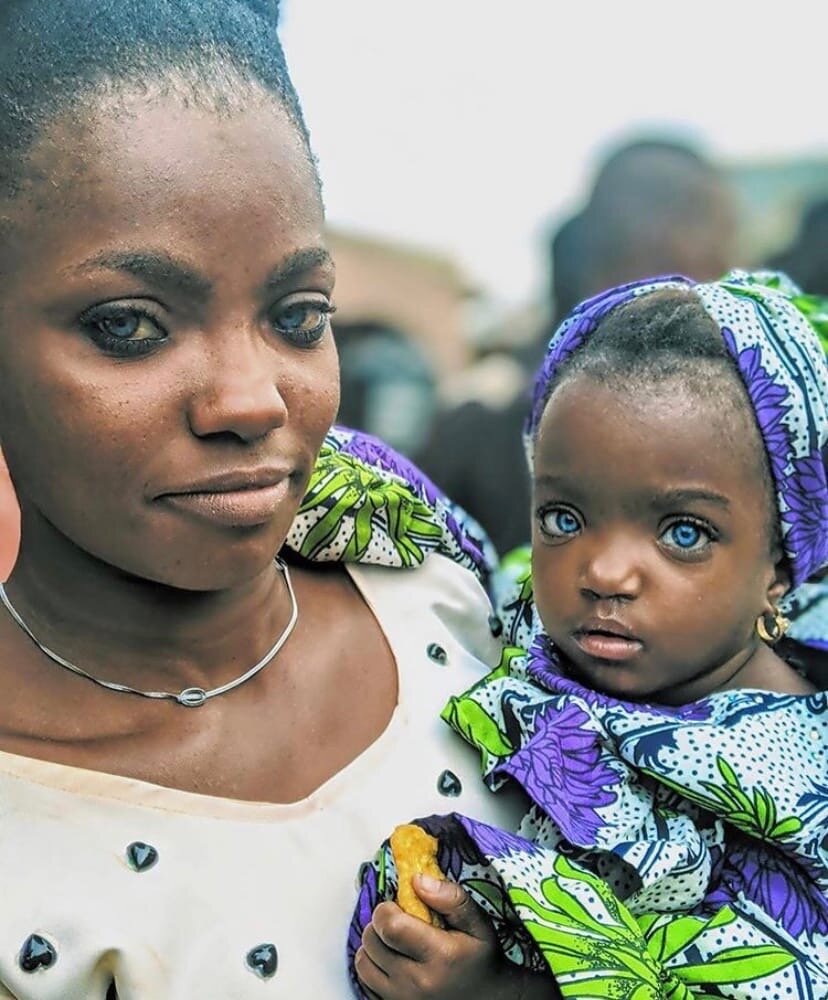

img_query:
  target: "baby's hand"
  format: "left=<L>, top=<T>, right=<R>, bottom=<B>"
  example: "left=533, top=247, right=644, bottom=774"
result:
left=355, top=875, right=528, bottom=999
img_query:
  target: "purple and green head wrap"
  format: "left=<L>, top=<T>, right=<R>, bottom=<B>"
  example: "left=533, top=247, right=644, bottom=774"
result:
left=525, top=269, right=828, bottom=588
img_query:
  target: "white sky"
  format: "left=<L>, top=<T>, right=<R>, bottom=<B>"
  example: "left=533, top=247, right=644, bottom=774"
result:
left=281, top=0, right=828, bottom=310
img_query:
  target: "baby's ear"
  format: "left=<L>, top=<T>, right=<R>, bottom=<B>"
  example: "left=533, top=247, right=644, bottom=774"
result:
left=766, top=557, right=791, bottom=608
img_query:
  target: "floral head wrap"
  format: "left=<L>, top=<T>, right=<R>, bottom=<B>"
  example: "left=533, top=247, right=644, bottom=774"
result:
left=525, top=269, right=828, bottom=587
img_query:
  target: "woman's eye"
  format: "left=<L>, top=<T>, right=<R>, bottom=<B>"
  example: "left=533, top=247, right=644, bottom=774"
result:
left=538, top=506, right=582, bottom=539
left=660, top=520, right=712, bottom=553
left=98, top=312, right=163, bottom=341
left=80, top=305, right=167, bottom=355
left=270, top=298, right=334, bottom=345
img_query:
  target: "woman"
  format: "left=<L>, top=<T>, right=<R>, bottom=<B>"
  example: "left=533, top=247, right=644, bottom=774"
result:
left=0, top=2, right=531, bottom=996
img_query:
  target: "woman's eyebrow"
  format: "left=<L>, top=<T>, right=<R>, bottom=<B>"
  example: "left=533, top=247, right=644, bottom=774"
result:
left=261, top=247, right=335, bottom=290
left=72, top=250, right=213, bottom=299
left=69, top=245, right=335, bottom=298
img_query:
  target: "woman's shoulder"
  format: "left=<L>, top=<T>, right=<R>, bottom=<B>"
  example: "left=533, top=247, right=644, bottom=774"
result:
left=347, top=554, right=502, bottom=667
left=347, top=552, right=492, bottom=611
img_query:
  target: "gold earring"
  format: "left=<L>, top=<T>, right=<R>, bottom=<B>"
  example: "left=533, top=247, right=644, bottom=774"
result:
left=756, top=609, right=790, bottom=644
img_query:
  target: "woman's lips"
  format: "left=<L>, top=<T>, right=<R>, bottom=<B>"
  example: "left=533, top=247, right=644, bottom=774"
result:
left=160, top=480, right=291, bottom=528
left=573, top=630, right=644, bottom=662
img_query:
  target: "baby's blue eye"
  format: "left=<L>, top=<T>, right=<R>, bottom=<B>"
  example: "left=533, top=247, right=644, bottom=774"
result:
left=538, top=506, right=582, bottom=539
left=662, top=521, right=710, bottom=552
left=556, top=512, right=580, bottom=534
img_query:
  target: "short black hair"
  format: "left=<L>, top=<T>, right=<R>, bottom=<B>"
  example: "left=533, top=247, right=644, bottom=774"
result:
left=0, top=0, right=313, bottom=198
left=553, top=288, right=735, bottom=393
left=543, top=288, right=781, bottom=548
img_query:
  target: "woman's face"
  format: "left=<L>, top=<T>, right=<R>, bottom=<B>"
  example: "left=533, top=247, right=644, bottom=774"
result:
left=531, top=375, right=784, bottom=703
left=0, top=91, right=339, bottom=590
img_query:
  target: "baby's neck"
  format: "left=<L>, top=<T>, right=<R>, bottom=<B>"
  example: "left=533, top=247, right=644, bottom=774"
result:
left=655, top=641, right=815, bottom=705
left=712, top=641, right=815, bottom=698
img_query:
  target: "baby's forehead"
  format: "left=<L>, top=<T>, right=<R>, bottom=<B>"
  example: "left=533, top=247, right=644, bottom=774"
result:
left=543, top=367, right=757, bottom=435
left=535, top=373, right=767, bottom=487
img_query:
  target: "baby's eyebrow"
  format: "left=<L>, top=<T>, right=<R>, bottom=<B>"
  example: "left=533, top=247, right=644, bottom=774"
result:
left=653, top=488, right=731, bottom=510
left=533, top=474, right=569, bottom=490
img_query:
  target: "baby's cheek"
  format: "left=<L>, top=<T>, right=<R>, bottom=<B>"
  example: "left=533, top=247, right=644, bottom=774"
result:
left=532, top=553, right=576, bottom=626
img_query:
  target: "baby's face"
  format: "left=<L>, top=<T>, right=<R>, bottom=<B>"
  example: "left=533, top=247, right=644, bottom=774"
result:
left=531, top=375, right=782, bottom=704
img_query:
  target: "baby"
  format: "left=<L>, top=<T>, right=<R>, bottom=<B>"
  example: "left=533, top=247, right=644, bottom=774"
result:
left=351, top=271, right=828, bottom=1000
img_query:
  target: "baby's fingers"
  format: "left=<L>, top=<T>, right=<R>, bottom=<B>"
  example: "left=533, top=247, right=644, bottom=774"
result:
left=354, top=941, right=391, bottom=998
left=370, top=901, right=437, bottom=962
left=362, top=920, right=403, bottom=973
left=413, top=876, right=495, bottom=943
left=357, top=912, right=425, bottom=999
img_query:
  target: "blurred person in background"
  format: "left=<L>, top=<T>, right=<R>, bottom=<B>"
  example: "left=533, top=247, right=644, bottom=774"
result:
left=416, top=212, right=590, bottom=557
left=766, top=198, right=828, bottom=297
left=418, top=136, right=739, bottom=556
left=335, top=318, right=438, bottom=459
left=583, top=137, right=738, bottom=291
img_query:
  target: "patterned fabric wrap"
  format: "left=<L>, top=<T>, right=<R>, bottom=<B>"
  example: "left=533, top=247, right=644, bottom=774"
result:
left=349, top=272, right=828, bottom=999
left=788, top=582, right=828, bottom=653
left=285, top=425, right=495, bottom=581
left=525, top=269, right=828, bottom=588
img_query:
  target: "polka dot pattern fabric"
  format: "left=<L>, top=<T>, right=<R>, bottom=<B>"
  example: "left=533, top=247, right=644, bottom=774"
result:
left=354, top=642, right=828, bottom=999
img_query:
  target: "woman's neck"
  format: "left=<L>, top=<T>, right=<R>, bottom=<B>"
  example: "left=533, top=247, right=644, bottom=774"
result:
left=5, top=515, right=292, bottom=695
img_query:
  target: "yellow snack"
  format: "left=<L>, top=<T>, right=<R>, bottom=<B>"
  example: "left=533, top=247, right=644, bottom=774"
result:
left=389, top=824, right=445, bottom=926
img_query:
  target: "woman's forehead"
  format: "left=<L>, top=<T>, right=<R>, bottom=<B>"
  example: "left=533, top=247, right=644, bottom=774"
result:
left=2, top=92, right=323, bottom=278
left=24, top=87, right=312, bottom=198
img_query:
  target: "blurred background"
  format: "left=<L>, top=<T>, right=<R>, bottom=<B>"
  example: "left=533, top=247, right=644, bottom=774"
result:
left=280, top=0, right=828, bottom=556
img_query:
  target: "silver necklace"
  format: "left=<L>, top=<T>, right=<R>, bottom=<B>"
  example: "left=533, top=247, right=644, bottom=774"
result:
left=0, top=557, right=298, bottom=707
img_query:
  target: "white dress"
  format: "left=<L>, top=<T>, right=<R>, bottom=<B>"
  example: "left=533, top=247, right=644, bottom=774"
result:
left=0, top=556, right=526, bottom=998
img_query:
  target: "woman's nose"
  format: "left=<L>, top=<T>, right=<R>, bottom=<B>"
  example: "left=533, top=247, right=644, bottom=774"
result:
left=186, top=335, right=289, bottom=443
left=580, top=536, right=643, bottom=601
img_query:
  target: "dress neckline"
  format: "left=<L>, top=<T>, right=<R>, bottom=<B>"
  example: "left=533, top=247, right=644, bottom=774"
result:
left=0, top=562, right=406, bottom=821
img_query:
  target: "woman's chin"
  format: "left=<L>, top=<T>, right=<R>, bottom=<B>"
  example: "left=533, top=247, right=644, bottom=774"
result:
left=85, top=530, right=290, bottom=594
left=153, top=546, right=287, bottom=593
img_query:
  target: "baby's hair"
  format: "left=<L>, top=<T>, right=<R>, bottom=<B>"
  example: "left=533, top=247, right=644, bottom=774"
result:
left=542, top=288, right=781, bottom=550
left=0, top=0, right=313, bottom=199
